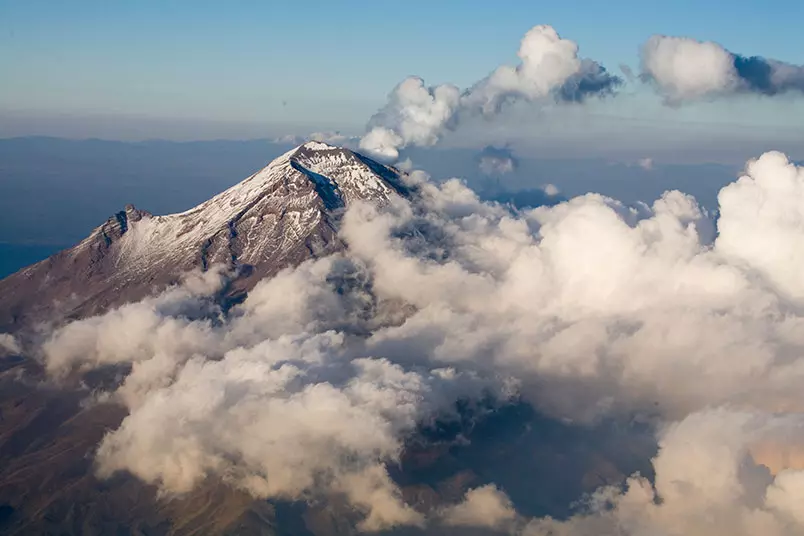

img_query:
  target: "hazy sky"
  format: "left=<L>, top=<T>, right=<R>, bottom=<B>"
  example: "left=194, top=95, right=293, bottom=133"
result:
left=2, top=0, right=804, bottom=148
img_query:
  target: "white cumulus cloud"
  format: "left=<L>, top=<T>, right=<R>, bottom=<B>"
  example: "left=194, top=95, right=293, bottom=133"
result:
left=360, top=25, right=620, bottom=161
left=641, top=34, right=804, bottom=102
left=0, top=333, right=20, bottom=355
left=440, top=485, right=517, bottom=529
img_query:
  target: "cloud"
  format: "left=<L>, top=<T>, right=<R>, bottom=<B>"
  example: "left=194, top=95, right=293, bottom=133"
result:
left=619, top=63, right=636, bottom=82
left=462, top=26, right=620, bottom=113
left=43, top=267, right=228, bottom=385
left=37, top=150, right=804, bottom=532
left=360, top=25, right=620, bottom=160
left=478, top=146, right=519, bottom=176
left=396, top=157, right=414, bottom=172
left=307, top=131, right=359, bottom=146
left=95, top=350, right=439, bottom=531
left=641, top=35, right=804, bottom=102
left=360, top=78, right=461, bottom=161
left=543, top=184, right=560, bottom=197
left=637, top=157, right=653, bottom=170
left=425, top=410, right=804, bottom=536
left=439, top=485, right=517, bottom=529
left=522, top=409, right=804, bottom=536
left=42, top=257, right=497, bottom=530
left=716, top=151, right=804, bottom=297
left=0, top=333, right=20, bottom=355
left=338, top=149, right=804, bottom=425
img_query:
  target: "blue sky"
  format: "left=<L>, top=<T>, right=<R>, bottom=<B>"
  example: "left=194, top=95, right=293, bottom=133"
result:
left=2, top=0, right=803, bottom=143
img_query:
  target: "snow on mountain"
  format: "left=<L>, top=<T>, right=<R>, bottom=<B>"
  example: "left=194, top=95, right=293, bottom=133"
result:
left=0, top=142, right=409, bottom=331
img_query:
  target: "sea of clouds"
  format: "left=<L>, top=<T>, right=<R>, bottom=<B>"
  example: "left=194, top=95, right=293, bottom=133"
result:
left=1, top=20, right=803, bottom=535
left=17, top=147, right=804, bottom=534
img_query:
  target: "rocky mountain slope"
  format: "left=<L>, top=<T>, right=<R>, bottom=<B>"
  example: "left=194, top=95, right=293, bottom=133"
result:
left=0, top=141, right=409, bottom=332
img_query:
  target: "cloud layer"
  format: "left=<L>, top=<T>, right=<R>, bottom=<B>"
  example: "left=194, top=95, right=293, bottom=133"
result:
left=36, top=150, right=804, bottom=532
left=43, top=262, right=497, bottom=530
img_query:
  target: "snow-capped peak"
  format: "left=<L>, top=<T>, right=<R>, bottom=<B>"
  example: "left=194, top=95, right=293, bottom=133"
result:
left=0, top=144, right=411, bottom=330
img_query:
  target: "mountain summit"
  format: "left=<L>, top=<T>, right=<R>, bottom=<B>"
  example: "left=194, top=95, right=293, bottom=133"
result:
left=0, top=142, right=409, bottom=331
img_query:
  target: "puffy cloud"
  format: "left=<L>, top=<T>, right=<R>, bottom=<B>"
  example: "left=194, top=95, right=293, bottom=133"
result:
left=334, top=151, right=804, bottom=437
left=478, top=146, right=519, bottom=176
left=522, top=409, right=804, bottom=536
left=396, top=157, right=414, bottom=172
left=640, top=35, right=737, bottom=101
left=42, top=256, right=496, bottom=530
left=360, top=78, right=461, bottom=161
left=766, top=470, right=804, bottom=526
left=440, top=485, right=517, bottom=529
left=637, top=157, right=653, bottom=170
left=543, top=184, right=560, bottom=197
left=0, top=333, right=20, bottom=355
left=359, top=127, right=406, bottom=161
left=360, top=25, right=620, bottom=161
left=717, top=151, right=804, bottom=297
left=641, top=35, right=804, bottom=102
left=38, top=150, right=804, bottom=532
left=462, top=26, right=619, bottom=114
left=94, top=350, right=439, bottom=530
left=43, top=268, right=227, bottom=386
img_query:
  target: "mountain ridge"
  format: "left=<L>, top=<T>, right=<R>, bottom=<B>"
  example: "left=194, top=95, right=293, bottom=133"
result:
left=0, top=141, right=409, bottom=333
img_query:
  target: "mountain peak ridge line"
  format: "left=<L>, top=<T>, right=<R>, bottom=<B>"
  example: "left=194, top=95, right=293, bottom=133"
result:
left=0, top=142, right=409, bottom=332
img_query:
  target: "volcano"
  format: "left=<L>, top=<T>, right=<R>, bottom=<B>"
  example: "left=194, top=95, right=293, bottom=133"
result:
left=0, top=142, right=410, bottom=332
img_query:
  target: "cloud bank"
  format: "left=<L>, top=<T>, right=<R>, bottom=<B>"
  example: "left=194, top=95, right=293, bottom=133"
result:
left=359, top=25, right=621, bottom=160
left=44, top=262, right=497, bottom=530
left=641, top=34, right=804, bottom=102
left=37, top=150, right=804, bottom=532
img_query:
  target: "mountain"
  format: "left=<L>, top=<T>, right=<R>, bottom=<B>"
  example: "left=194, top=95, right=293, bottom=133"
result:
left=0, top=142, right=414, bottom=534
left=0, top=142, right=652, bottom=536
left=0, top=141, right=409, bottom=332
